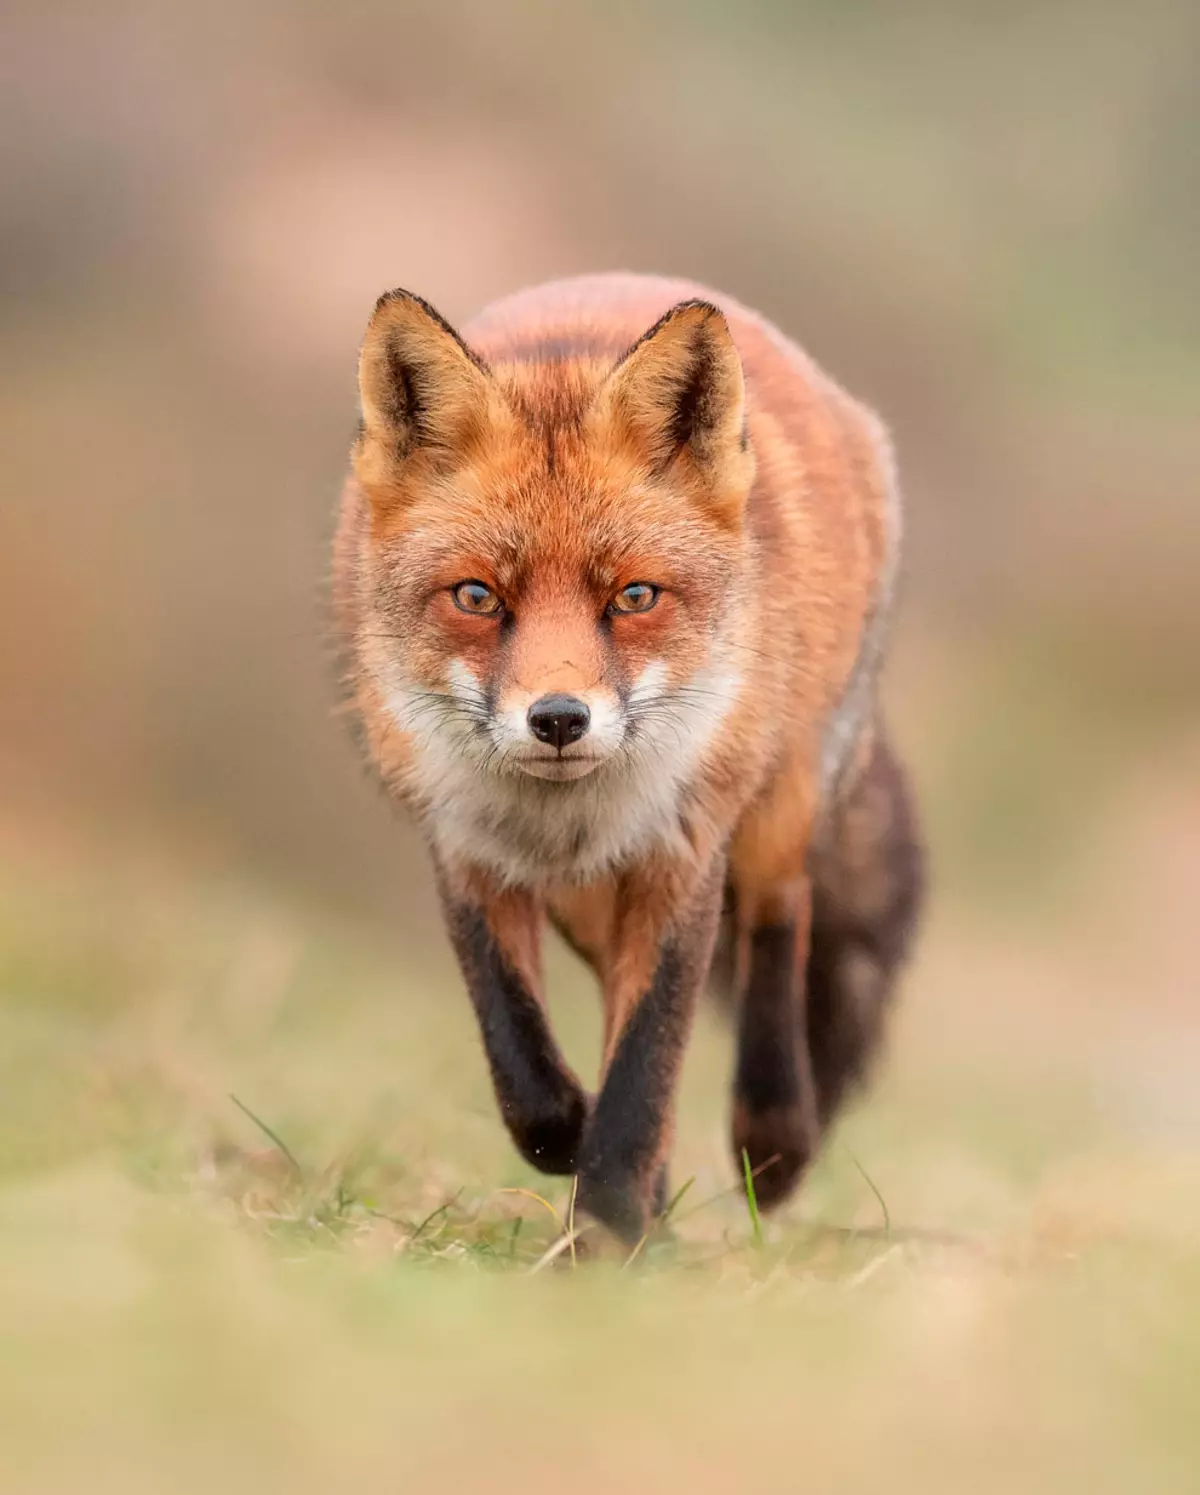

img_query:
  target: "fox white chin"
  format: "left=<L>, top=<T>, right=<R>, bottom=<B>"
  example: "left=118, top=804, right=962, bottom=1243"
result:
left=514, top=756, right=606, bottom=782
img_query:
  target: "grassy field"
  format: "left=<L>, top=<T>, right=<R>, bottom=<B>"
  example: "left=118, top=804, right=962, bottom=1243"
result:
left=2, top=766, right=1198, bottom=1494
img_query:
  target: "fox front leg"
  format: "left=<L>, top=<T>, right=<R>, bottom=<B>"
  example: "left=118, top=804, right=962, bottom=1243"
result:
left=573, top=864, right=725, bottom=1246
left=440, top=880, right=589, bottom=1176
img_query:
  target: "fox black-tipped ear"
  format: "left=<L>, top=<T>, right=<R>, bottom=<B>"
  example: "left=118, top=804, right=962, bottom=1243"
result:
left=595, top=299, right=754, bottom=524
left=355, top=289, right=494, bottom=498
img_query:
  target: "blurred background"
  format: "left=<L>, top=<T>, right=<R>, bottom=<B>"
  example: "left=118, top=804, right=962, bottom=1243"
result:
left=1, top=3, right=1198, bottom=1488
left=4, top=0, right=1197, bottom=926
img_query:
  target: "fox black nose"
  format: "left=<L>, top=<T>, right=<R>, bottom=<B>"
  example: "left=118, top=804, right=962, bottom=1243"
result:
left=527, top=694, right=591, bottom=751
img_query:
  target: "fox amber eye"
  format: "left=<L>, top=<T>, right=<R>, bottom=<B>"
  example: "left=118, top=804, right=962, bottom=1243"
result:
left=610, top=582, right=660, bottom=615
left=452, top=580, right=503, bottom=616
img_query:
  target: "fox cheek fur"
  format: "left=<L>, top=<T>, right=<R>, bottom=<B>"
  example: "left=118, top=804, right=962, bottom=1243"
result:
left=333, top=274, right=924, bottom=1245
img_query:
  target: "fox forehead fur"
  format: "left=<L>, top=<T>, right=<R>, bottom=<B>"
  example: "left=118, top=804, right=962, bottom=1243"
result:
left=333, top=272, right=900, bottom=889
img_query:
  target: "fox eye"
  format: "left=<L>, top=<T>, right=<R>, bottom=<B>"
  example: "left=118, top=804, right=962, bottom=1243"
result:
left=610, top=582, right=660, bottom=615
left=452, top=580, right=503, bottom=616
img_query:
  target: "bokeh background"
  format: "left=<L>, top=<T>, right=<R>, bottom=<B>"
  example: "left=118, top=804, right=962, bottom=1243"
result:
left=2, top=3, right=1198, bottom=1491
left=5, top=0, right=1199, bottom=920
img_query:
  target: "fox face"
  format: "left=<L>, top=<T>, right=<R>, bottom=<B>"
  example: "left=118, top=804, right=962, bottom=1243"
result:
left=348, top=290, right=758, bottom=884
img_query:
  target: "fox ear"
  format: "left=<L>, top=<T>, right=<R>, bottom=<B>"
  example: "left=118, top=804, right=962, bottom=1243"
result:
left=355, top=289, right=493, bottom=499
left=596, top=300, right=754, bottom=524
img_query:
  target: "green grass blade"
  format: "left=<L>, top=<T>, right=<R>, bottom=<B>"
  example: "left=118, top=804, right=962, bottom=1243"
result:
left=408, top=1190, right=463, bottom=1245
left=228, top=1093, right=304, bottom=1175
left=660, top=1175, right=695, bottom=1225
left=741, top=1148, right=764, bottom=1248
left=843, top=1144, right=891, bottom=1239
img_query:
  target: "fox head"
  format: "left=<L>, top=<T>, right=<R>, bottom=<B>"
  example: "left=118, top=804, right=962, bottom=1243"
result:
left=348, top=287, right=756, bottom=856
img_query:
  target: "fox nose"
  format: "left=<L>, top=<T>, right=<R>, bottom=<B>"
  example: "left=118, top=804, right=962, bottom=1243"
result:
left=527, top=693, right=591, bottom=751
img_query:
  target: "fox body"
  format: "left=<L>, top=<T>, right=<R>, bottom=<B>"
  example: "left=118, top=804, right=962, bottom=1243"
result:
left=334, top=273, right=923, bottom=1245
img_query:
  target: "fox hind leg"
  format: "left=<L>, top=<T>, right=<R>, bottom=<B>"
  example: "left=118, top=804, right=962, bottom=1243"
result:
left=729, top=728, right=923, bottom=1212
left=731, top=909, right=821, bottom=1210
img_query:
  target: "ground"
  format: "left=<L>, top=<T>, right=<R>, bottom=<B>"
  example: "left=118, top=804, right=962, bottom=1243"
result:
left=2, top=713, right=1198, bottom=1492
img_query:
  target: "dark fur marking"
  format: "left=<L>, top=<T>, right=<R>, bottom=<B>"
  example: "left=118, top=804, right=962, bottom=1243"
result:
left=650, top=1164, right=670, bottom=1219
left=664, top=330, right=717, bottom=456
left=731, top=921, right=819, bottom=1210
left=446, top=903, right=588, bottom=1175
left=576, top=943, right=692, bottom=1243
left=384, top=337, right=426, bottom=453
left=734, top=924, right=802, bottom=1113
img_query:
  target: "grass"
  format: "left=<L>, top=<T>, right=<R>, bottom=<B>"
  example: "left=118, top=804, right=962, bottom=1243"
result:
left=1, top=816, right=1198, bottom=1493
left=741, top=1147, right=765, bottom=1249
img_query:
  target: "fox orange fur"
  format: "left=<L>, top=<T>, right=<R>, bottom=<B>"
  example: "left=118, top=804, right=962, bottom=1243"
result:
left=334, top=273, right=923, bottom=1245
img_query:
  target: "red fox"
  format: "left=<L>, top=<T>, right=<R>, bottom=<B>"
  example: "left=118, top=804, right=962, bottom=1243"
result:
left=334, top=273, right=923, bottom=1246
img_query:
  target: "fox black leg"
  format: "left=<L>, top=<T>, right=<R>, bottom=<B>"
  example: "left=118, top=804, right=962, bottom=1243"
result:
left=732, top=734, right=924, bottom=1209
left=442, top=895, right=589, bottom=1176
left=574, top=874, right=723, bottom=1246
left=730, top=900, right=821, bottom=1211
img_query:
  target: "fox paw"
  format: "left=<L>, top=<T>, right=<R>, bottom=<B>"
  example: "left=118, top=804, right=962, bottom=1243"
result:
left=508, top=1086, right=590, bottom=1176
left=731, top=1101, right=818, bottom=1212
